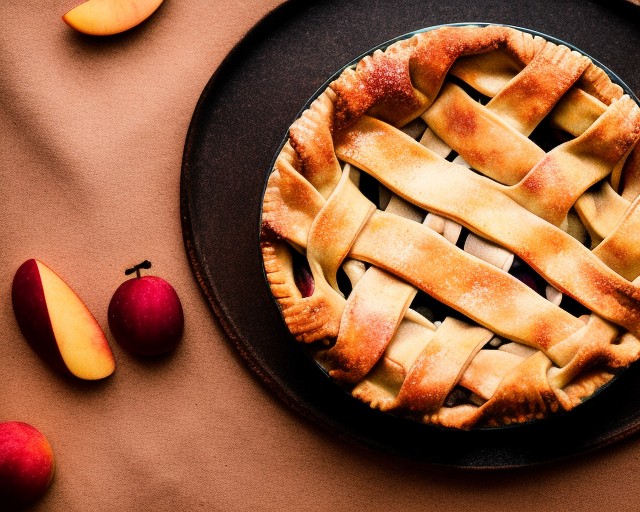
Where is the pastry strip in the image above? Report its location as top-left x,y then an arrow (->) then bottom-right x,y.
592,196 -> 640,281
449,49 -> 523,97
351,318 -> 436,411
575,182 -> 631,247
422,83 -> 544,184
393,317 -> 493,411
458,349 -> 525,400
307,165 -> 376,292
322,195 -> 428,382
484,41 -> 590,136
474,352 -> 558,427
547,315 -> 637,388
505,95 -> 640,226
334,116 -> 640,334
550,87 -> 608,137
325,268 -> 417,383
620,146 -> 640,202
350,211 -> 585,352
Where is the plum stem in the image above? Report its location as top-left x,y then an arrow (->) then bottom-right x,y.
125,260 -> 152,278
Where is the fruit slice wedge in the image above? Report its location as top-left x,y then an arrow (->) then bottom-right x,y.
62,0 -> 164,36
12,259 -> 115,380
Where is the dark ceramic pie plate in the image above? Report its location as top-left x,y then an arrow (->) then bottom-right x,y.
180,0 -> 640,468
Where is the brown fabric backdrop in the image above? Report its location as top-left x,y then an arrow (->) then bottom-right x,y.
2,2 -> 640,511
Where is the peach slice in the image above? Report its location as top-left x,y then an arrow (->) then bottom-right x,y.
62,0 -> 164,36
12,259 -> 115,380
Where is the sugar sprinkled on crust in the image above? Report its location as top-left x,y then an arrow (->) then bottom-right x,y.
260,24 -> 640,429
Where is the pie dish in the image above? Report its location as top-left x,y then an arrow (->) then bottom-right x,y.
259,24 -> 640,430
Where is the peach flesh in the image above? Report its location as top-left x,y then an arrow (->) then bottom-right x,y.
62,0 -> 164,36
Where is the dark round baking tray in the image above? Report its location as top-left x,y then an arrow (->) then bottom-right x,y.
180,0 -> 640,469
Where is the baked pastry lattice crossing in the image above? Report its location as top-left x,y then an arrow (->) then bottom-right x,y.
261,25 -> 640,429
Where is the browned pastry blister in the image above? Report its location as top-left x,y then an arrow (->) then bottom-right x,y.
260,24 -> 640,429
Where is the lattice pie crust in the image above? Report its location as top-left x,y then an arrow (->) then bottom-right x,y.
260,25 -> 640,429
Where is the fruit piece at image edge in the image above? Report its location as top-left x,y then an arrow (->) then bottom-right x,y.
62,0 -> 164,36
0,421 -> 55,510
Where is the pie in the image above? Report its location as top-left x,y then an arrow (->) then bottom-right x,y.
259,24 -> 640,429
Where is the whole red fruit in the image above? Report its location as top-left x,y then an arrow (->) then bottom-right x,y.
0,421 -> 55,509
108,265 -> 184,356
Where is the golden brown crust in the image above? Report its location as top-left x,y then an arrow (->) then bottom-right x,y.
422,82 -> 545,184
335,116 -> 640,337
393,318 -> 492,411
289,90 -> 342,199
324,268 -> 417,383
259,24 -> 640,429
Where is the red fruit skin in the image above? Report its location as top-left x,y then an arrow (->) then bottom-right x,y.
0,421 -> 55,509
108,276 -> 184,356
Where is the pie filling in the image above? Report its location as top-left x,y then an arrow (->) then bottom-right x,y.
260,25 -> 640,429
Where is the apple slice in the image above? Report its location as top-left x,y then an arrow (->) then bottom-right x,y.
12,259 -> 115,380
62,0 -> 164,36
